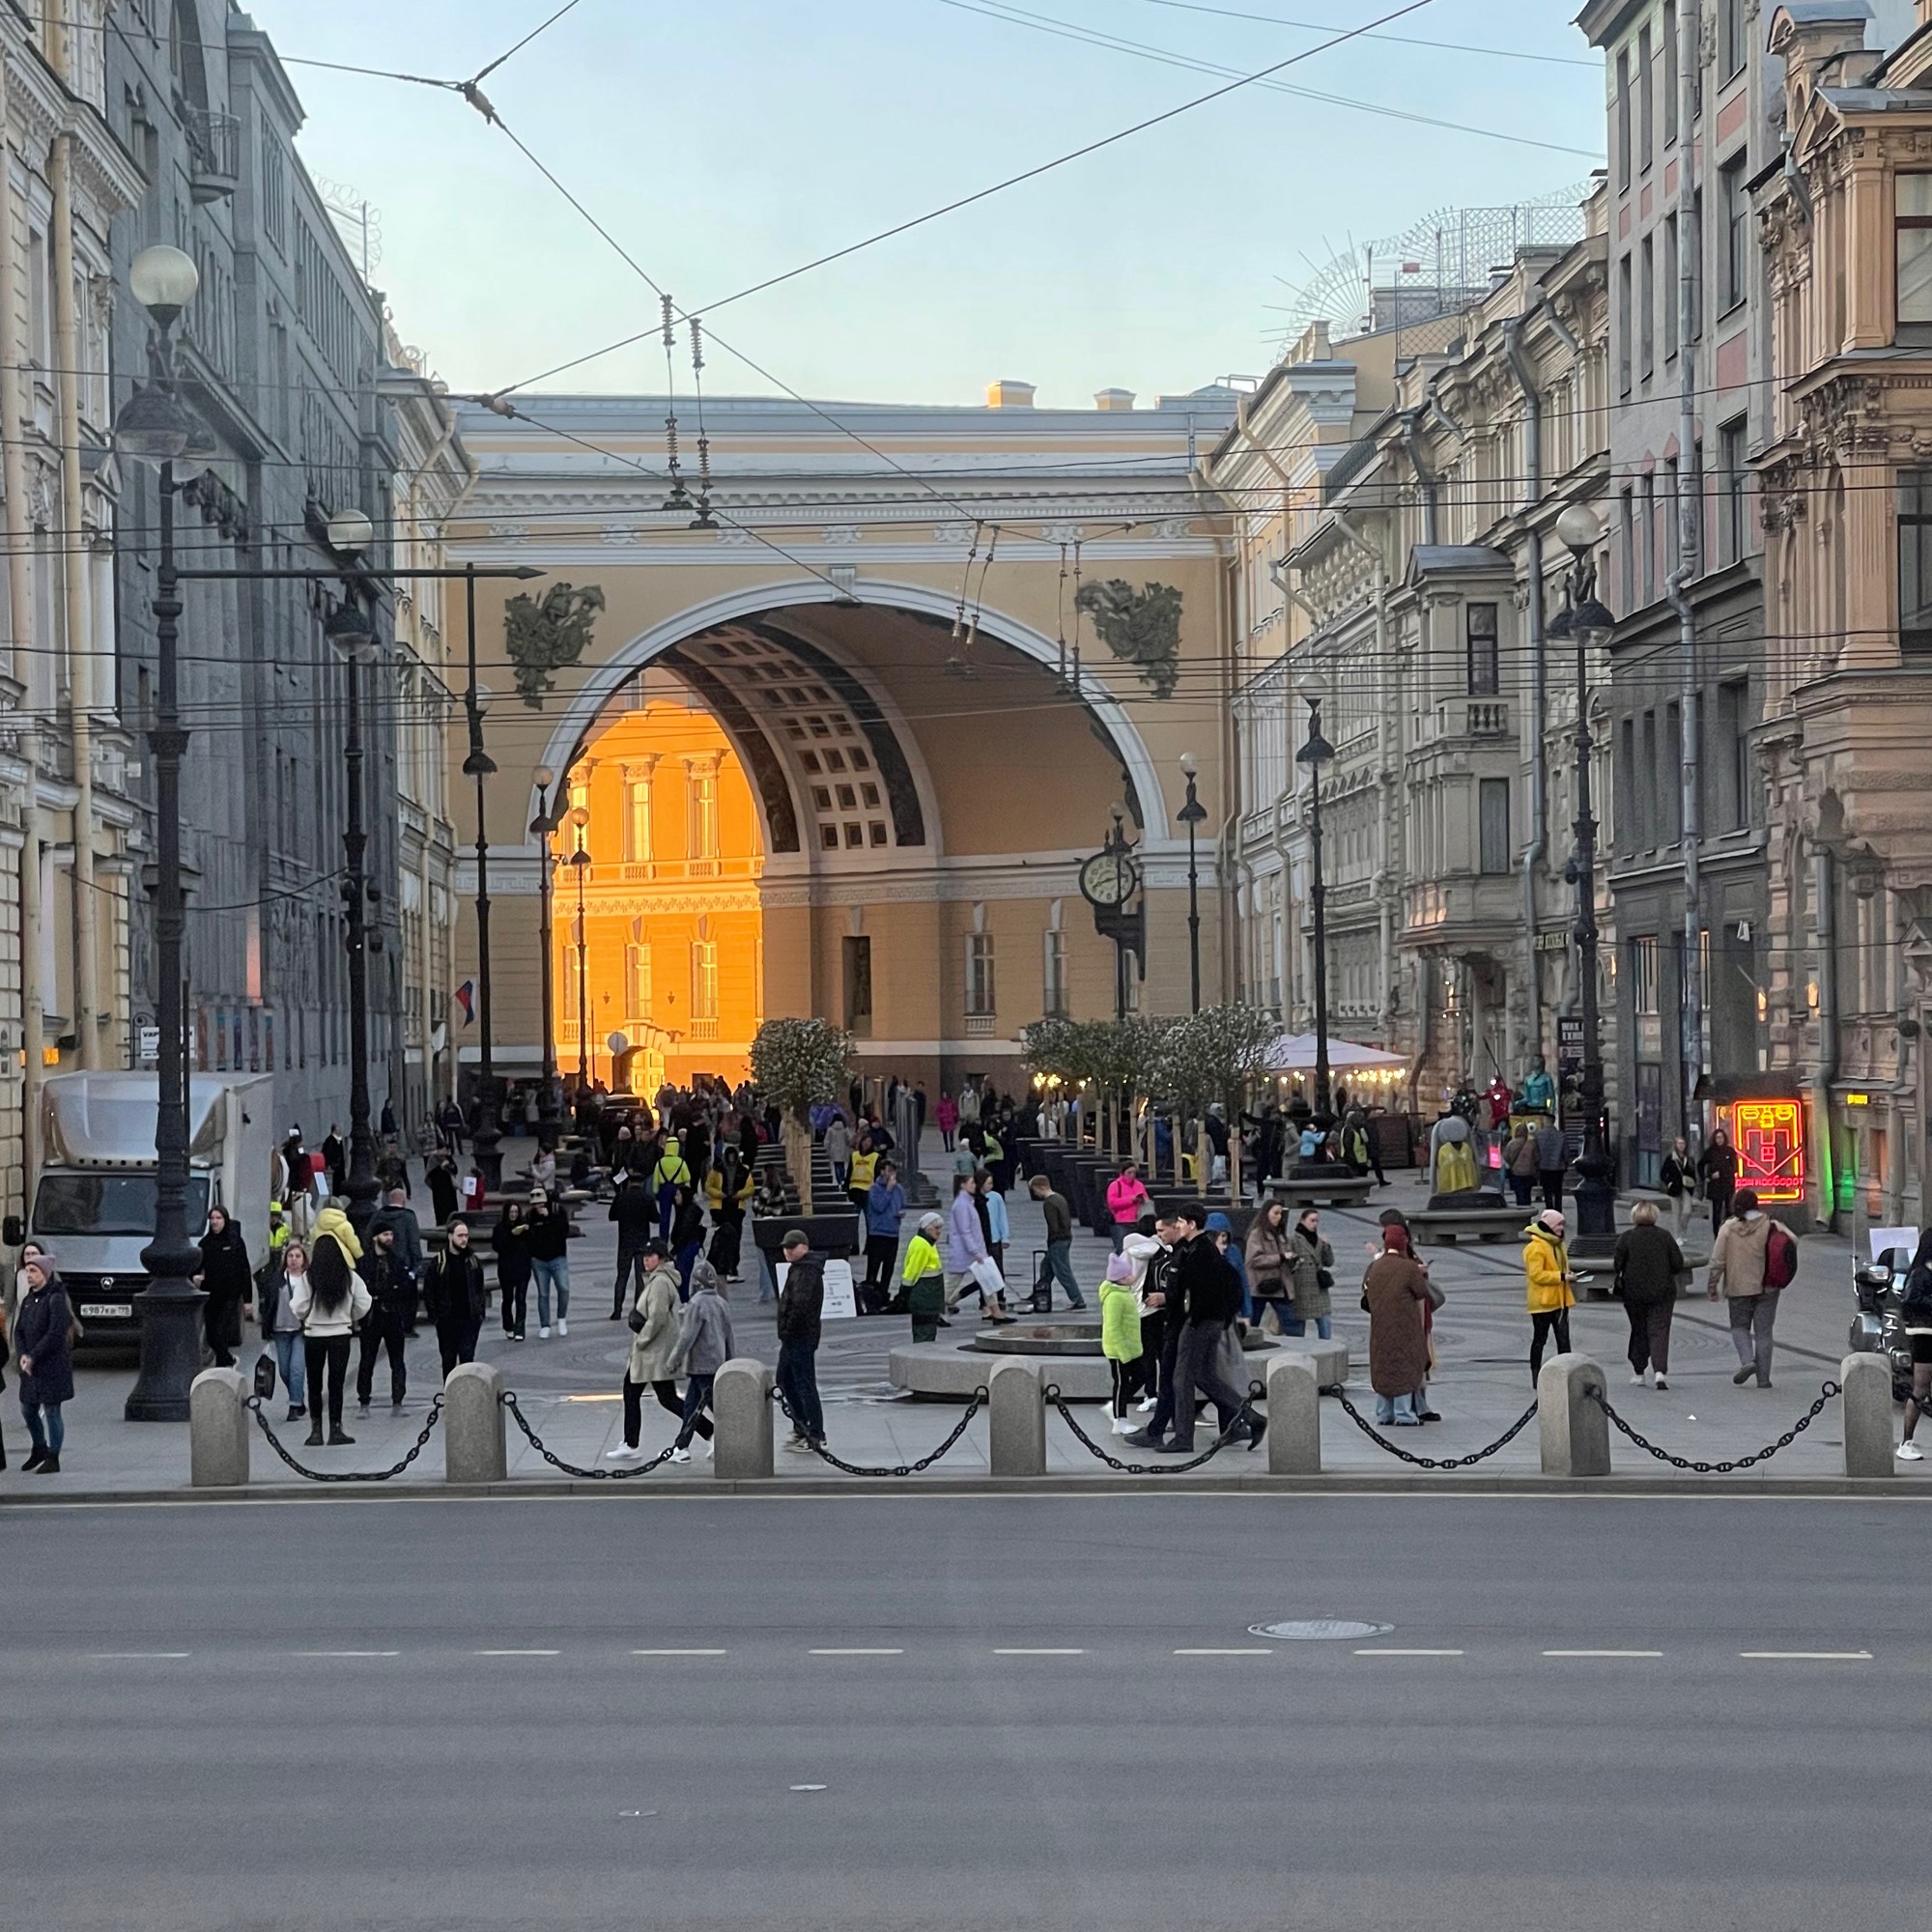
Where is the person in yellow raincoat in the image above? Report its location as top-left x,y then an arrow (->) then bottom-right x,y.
1522,1208 -> 1577,1384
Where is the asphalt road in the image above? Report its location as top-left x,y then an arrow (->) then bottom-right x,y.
3,1493 -> 1915,1931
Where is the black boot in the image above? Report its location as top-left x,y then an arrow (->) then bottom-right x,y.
33,1454 -> 59,1474
304,1420 -> 324,1447
21,1445 -> 43,1472
328,1426 -> 355,1446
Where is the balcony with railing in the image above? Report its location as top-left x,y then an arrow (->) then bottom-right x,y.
1416,696 -> 1513,747
186,109 -> 242,203
589,855 -> 760,885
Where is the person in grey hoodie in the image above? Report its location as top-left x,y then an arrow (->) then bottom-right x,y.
664,1259 -> 735,1462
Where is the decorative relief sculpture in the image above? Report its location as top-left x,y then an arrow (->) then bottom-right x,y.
1074,578 -> 1184,697
503,582 -> 606,708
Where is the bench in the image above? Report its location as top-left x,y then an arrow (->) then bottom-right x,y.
1263,1173 -> 1374,1210
1409,1204 -> 1529,1246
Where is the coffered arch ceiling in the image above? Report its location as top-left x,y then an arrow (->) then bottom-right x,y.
539,582 -> 1160,867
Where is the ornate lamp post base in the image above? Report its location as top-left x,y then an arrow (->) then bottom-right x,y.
123,1287 -> 209,1421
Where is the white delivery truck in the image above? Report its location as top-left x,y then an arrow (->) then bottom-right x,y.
9,1071 -> 275,1341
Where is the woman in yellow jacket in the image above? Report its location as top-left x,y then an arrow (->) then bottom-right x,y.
1522,1207 -> 1577,1384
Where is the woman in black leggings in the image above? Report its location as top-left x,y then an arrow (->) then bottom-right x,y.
1523,1208 -> 1577,1382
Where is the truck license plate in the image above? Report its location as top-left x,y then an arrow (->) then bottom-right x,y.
79,1303 -> 131,1321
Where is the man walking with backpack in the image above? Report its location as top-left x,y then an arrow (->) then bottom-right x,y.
1706,1187 -> 1794,1389
775,1231 -> 827,1454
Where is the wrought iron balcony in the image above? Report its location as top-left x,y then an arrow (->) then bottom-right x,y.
186,109 -> 241,204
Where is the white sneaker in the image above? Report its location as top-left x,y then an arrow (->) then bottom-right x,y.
605,1444 -> 645,1463
557,1320 -> 568,1337
698,1439 -> 713,1460
1136,1395 -> 1156,1413
1654,1375 -> 1668,1391
668,1447 -> 692,1463
1629,1373 -> 1646,1387
1898,1440 -> 1925,1462
538,1325 -> 551,1339
1110,1416 -> 1137,1435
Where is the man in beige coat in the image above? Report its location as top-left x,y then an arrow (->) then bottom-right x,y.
606,1240 -> 713,1461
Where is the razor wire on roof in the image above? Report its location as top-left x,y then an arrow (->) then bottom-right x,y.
1278,186 -> 1595,347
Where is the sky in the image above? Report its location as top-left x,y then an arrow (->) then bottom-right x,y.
240,0 -> 1605,409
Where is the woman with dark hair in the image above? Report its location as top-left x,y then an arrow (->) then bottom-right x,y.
1699,1128 -> 1739,1235
1243,1199 -> 1293,1335
293,1227 -> 372,1447
1287,1208 -> 1336,1341
1897,1228 -> 1932,1461
195,1205 -> 252,1369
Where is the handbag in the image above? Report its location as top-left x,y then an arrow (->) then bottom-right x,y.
968,1255 -> 1005,1296
252,1352 -> 278,1401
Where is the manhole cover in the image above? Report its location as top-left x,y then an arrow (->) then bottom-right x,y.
1247,1619 -> 1394,1641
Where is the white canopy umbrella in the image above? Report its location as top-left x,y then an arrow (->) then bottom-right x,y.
1263,1032 -> 1409,1075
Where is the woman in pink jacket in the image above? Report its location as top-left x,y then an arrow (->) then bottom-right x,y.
1106,1160 -> 1152,1254
935,1092 -> 959,1151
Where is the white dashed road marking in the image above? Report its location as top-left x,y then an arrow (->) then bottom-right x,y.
1174,1648 -> 1274,1656
634,1648 -> 728,1656
1353,1648 -> 1464,1657
993,1647 -> 1084,1656
1739,1650 -> 1871,1661
474,1649 -> 560,1657
1543,1649 -> 1663,1659
810,1648 -> 904,1655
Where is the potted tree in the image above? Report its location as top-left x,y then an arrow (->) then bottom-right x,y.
751,1017 -> 852,1217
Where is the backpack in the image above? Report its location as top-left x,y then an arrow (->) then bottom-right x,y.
1762,1221 -> 1798,1291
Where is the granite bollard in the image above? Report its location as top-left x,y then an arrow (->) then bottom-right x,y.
1264,1351 -> 1321,1474
189,1367 -> 250,1488
987,1358 -> 1044,1477
443,1362 -> 507,1484
714,1357 -> 775,1479
1537,1351 -> 1610,1477
1840,1352 -> 1895,1479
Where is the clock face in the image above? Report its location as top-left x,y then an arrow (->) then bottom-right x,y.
1080,850 -> 1139,908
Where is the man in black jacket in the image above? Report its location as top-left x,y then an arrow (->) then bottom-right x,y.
424,1218 -> 488,1377
775,1230 -> 826,1453
610,1172 -> 656,1318
1122,1212 -> 1185,1449
355,1225 -> 414,1412
1140,1204 -> 1264,1455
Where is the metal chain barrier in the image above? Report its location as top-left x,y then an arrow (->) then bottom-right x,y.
500,1389 -> 679,1479
1327,1388 -> 1541,1470
245,1393 -> 445,1484
1586,1379 -> 1841,1474
1041,1379 -> 1267,1475
771,1383 -> 988,1476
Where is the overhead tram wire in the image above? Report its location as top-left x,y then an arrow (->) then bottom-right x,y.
931,0 -> 1602,159
1125,0 -> 1596,66
486,0 -> 1443,398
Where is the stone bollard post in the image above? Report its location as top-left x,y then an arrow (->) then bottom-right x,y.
1840,1353 -> 1896,1479
713,1358 -> 775,1480
443,1362 -> 507,1485
1264,1351 -> 1321,1474
189,1367 -> 250,1488
1537,1351 -> 1611,1477
987,1358 -> 1045,1477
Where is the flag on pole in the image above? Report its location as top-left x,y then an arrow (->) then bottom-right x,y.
455,980 -> 474,1026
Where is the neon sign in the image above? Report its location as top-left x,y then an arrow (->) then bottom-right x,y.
1724,1098 -> 1806,1205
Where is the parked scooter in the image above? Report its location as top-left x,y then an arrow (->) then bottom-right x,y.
1850,1244 -> 1915,1403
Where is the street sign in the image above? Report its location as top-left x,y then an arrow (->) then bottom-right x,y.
607,1031 -> 629,1056
138,1026 -> 160,1063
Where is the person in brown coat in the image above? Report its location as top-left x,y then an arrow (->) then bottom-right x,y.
1363,1222 -> 1432,1426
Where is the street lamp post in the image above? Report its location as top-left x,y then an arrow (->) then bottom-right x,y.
569,803 -> 591,1096
321,511 -> 383,1238
117,245 -> 205,1422
1295,698 -> 1337,1125
1551,502 -> 1618,1254
530,766 -> 562,1145
461,565 -> 504,1190
1178,751 -> 1208,1013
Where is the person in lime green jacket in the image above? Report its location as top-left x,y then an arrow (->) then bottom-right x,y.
902,1213 -> 947,1343
1099,1250 -> 1146,1435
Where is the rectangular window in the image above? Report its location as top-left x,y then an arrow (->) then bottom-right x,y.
1663,700 -> 1683,844
1690,187 -> 1704,339
625,942 -> 651,1017
1720,0 -> 1745,76
966,932 -> 996,1016
1616,48 -> 1632,190
1663,0 -> 1678,144
1464,602 -> 1499,696
1618,716 -> 1637,855
1719,417 -> 1747,564
1620,486 -> 1636,606
1717,680 -> 1748,830
1639,472 -> 1657,604
842,935 -> 873,1037
1640,235 -> 1656,379
1640,710 -> 1658,847
690,941 -> 719,1021
561,946 -> 580,1037
1899,469 -> 1932,653
1617,253 -> 1633,395
687,772 -> 719,860
1663,214 -> 1679,359
1720,157 -> 1748,311
1637,25 -> 1654,172
1630,935 -> 1661,1013
1663,455 -> 1680,575
1478,778 -> 1511,875
625,775 -> 652,863
1897,174 -> 1932,330
1043,927 -> 1068,1018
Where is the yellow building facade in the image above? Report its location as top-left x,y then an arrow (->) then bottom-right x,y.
554,690 -> 764,1093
